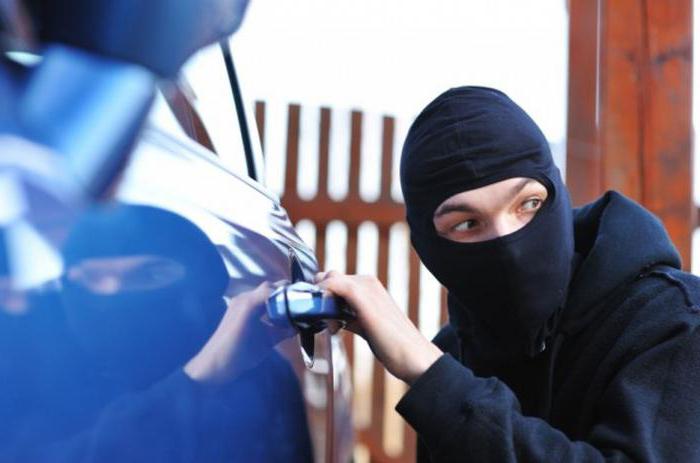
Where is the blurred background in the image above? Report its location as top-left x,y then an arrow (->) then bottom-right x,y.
179,1 -> 694,461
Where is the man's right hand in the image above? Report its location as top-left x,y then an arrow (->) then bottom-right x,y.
316,271 -> 443,385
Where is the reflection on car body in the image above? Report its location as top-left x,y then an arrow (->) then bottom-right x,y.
0,32 -> 353,463
105,99 -> 353,460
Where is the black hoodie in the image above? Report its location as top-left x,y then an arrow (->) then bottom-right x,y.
397,191 -> 700,462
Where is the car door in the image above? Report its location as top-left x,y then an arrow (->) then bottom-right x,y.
113,42 -> 353,462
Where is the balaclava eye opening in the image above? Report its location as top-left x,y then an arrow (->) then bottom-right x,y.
400,86 -> 574,357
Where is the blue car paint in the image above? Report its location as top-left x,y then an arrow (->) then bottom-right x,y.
25,0 -> 250,77
18,45 -> 155,196
0,0 -> 353,458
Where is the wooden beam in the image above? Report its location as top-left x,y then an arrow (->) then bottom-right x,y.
254,101 -> 265,153
567,0 -> 694,268
640,1 -> 694,266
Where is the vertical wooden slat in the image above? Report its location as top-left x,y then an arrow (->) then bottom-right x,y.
254,101 -> 266,154
343,109 -> 359,385
163,82 -> 216,153
370,224 -> 390,458
439,286 -> 449,326
344,224 -> 358,378
402,248 -> 421,463
380,116 -> 395,202
325,333 -> 336,463
285,104 -> 301,200
318,107 -> 332,200
345,223 -> 358,281
348,111 -> 363,200
567,0 -> 603,204
406,250 -> 421,326
315,222 -> 327,273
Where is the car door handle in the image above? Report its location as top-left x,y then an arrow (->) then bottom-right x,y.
266,281 -> 355,331
266,281 -> 355,367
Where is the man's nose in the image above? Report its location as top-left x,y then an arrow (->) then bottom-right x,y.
491,215 -> 523,239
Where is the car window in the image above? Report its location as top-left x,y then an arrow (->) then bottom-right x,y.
179,43 -> 249,177
147,88 -> 191,141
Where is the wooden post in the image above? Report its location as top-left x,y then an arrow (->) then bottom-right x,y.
567,0 -> 694,268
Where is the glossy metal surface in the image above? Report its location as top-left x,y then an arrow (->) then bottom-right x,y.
20,45 -> 155,196
110,123 -> 353,462
114,125 -> 317,291
1,45 -> 154,199
267,281 -> 355,370
266,281 -> 355,330
1,7 -> 354,456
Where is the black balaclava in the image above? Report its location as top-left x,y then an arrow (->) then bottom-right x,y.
61,204 -> 228,388
401,86 -> 574,358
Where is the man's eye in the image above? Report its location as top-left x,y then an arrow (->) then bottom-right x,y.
453,219 -> 477,232
521,198 -> 543,212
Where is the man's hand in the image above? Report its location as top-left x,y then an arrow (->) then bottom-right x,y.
316,271 -> 442,385
184,282 -> 294,385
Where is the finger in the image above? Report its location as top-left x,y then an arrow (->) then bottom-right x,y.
314,270 -> 341,283
317,274 -> 367,320
317,273 -> 352,296
254,281 -> 273,298
257,281 -> 270,290
234,282 -> 272,307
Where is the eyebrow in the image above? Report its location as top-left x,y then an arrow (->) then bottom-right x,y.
433,178 -> 537,219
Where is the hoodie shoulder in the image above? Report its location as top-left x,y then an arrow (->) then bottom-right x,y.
565,191 -> 681,331
644,266 -> 700,313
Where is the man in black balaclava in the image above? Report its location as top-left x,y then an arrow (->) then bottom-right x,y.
320,86 -> 700,462
402,86 -> 574,362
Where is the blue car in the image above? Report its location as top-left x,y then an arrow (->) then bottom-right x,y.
0,1 -> 353,461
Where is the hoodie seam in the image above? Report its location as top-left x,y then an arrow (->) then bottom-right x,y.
646,269 -> 700,313
650,336 -> 685,448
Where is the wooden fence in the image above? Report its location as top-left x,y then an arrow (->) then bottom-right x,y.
255,102 -> 448,463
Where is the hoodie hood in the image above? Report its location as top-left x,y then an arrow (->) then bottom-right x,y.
563,191 -> 682,334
